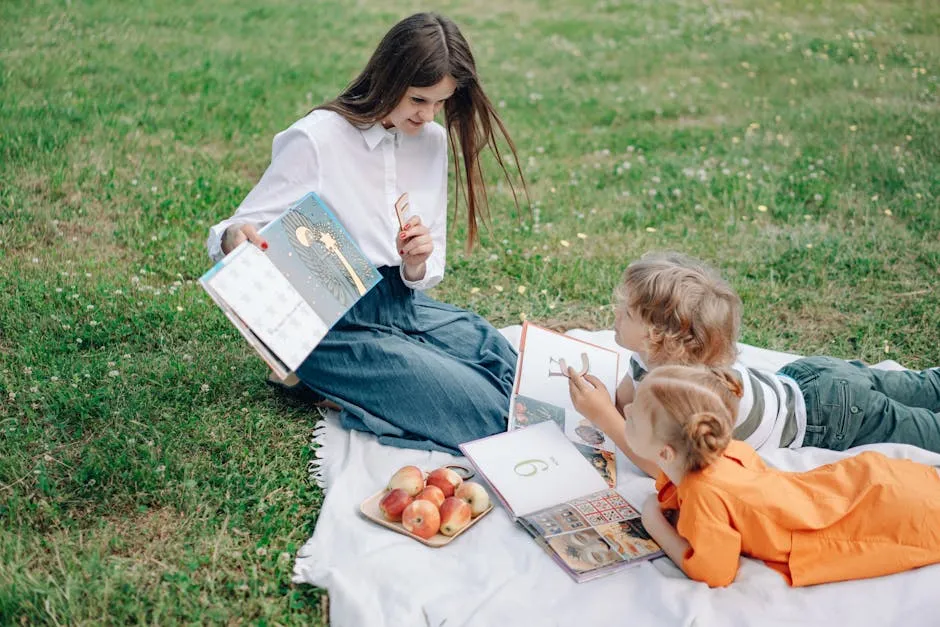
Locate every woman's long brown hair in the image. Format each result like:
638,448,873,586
315,13,527,248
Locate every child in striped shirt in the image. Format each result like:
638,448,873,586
567,251,940,477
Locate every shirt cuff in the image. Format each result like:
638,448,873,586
400,257,443,291
206,223,228,263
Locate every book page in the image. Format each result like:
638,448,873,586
519,488,662,582
460,421,608,519
200,192,383,375
206,244,328,372
513,324,621,454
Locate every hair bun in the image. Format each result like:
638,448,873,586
684,411,731,464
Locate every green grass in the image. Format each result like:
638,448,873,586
1,0,938,623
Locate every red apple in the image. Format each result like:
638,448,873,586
425,467,462,498
455,481,491,517
401,499,441,539
439,497,472,536
415,485,445,509
387,465,424,497
379,488,414,522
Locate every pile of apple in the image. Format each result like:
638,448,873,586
379,466,491,539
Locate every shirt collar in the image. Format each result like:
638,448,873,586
360,123,400,151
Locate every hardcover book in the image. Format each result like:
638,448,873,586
459,422,662,583
509,322,622,487
200,192,381,379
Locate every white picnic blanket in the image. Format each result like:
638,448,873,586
294,327,940,626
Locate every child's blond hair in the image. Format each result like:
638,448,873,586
637,365,743,472
615,252,741,367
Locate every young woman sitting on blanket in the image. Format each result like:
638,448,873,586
207,13,526,454
567,251,940,477
598,364,940,588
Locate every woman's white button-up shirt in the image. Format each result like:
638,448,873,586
207,109,448,290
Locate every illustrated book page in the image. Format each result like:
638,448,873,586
200,192,381,378
508,322,621,487
518,488,663,582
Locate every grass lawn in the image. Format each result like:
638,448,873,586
1,0,937,623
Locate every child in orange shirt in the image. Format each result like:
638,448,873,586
570,364,940,587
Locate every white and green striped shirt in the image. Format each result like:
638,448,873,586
628,355,807,451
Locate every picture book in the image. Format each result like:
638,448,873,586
509,322,622,487
200,192,382,379
459,422,662,583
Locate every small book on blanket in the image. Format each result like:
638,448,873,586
509,322,621,488
200,192,382,380
460,421,663,583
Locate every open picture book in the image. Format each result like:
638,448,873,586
200,192,382,379
460,421,662,583
509,322,622,487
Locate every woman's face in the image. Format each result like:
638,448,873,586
383,76,456,135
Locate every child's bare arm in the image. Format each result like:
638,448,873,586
569,373,659,477
615,374,635,409
641,495,691,567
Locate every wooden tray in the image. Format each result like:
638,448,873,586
360,489,493,547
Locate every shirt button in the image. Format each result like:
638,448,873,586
850,406,860,414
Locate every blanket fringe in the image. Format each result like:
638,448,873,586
306,407,332,491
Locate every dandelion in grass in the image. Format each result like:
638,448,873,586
517,286,527,295
849,125,858,132
757,205,768,212
494,285,504,293
519,312,528,322
576,233,587,240
560,240,570,248
108,370,119,377
646,227,657,233
884,209,893,216
470,287,480,294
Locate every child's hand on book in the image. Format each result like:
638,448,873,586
568,369,619,430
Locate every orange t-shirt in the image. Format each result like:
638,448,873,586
656,441,940,587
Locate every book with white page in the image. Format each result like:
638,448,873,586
200,192,382,379
460,422,662,583
508,322,622,488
